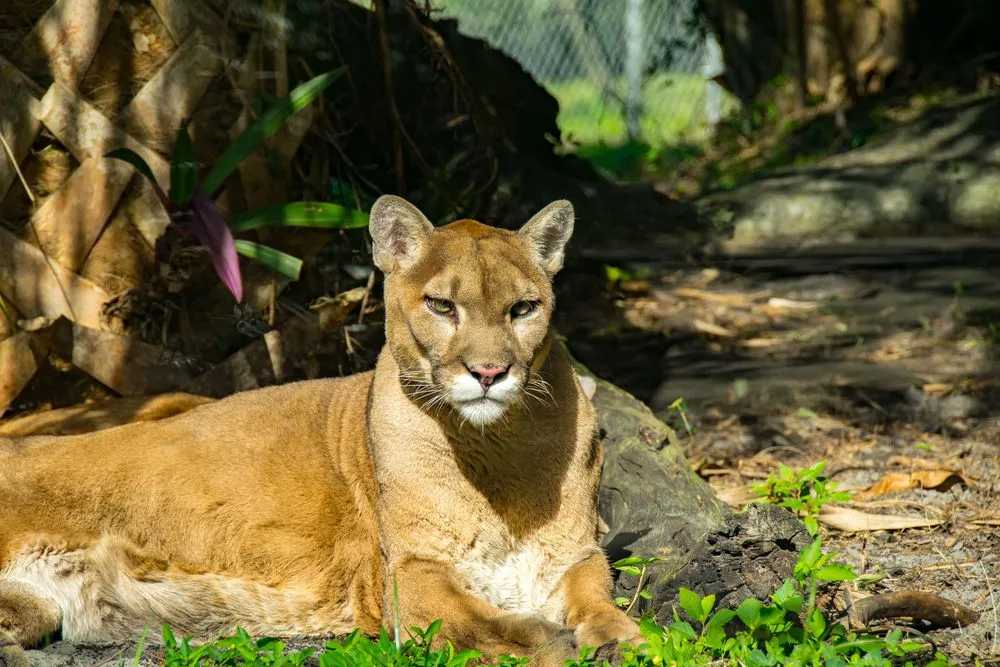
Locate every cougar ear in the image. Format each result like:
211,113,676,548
369,195,435,273
518,200,574,275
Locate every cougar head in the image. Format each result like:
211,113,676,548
369,195,573,427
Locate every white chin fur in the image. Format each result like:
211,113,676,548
449,373,518,425
456,399,508,426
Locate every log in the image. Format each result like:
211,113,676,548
624,503,811,621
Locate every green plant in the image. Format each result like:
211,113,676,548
667,397,694,437
107,69,367,302
162,621,526,667
161,539,952,667
570,537,945,667
752,462,852,535
612,555,666,614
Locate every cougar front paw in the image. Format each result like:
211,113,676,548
574,608,641,649
532,629,578,667
495,612,566,648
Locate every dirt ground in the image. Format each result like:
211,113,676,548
557,239,1000,664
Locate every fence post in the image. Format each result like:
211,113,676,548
624,0,644,140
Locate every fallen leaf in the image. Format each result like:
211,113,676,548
819,506,943,532
715,486,757,507
968,516,1000,527
766,297,818,311
673,287,757,307
692,319,735,337
858,470,967,498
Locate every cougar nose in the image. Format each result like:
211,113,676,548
467,364,510,390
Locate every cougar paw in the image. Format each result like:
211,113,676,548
495,612,565,648
531,629,578,667
574,609,641,650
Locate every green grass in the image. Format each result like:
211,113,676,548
161,531,950,666
548,74,737,148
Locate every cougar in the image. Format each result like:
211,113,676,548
0,196,638,665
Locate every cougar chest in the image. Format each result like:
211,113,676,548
455,534,568,620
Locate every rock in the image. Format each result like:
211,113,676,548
619,504,810,621
577,360,729,570
700,96,1000,247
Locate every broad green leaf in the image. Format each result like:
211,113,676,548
804,608,827,638
638,616,662,641
614,596,630,608
668,620,697,641
795,538,823,577
616,565,642,577
770,580,803,613
678,587,702,622
736,597,761,628
202,68,344,195
230,201,368,232
234,240,303,281
701,593,717,618
170,124,197,206
815,564,857,582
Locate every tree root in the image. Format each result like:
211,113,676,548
851,591,981,629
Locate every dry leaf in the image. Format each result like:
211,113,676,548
969,517,1000,527
692,319,735,337
819,506,943,532
715,486,757,507
673,286,753,306
858,470,966,498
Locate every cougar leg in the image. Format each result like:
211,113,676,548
0,581,60,648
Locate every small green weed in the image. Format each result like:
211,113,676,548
612,555,667,614
752,462,852,535
667,397,695,438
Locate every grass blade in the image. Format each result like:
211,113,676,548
230,202,368,232
234,240,303,281
202,68,344,196
170,124,197,206
105,148,168,208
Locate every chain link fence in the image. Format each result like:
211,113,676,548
433,0,732,147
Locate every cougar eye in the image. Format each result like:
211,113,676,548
510,300,537,318
425,296,455,316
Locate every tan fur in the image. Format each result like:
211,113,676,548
0,394,213,437
0,196,636,663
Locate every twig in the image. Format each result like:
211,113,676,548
0,131,34,205
624,564,649,616
979,559,999,655
357,268,376,325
